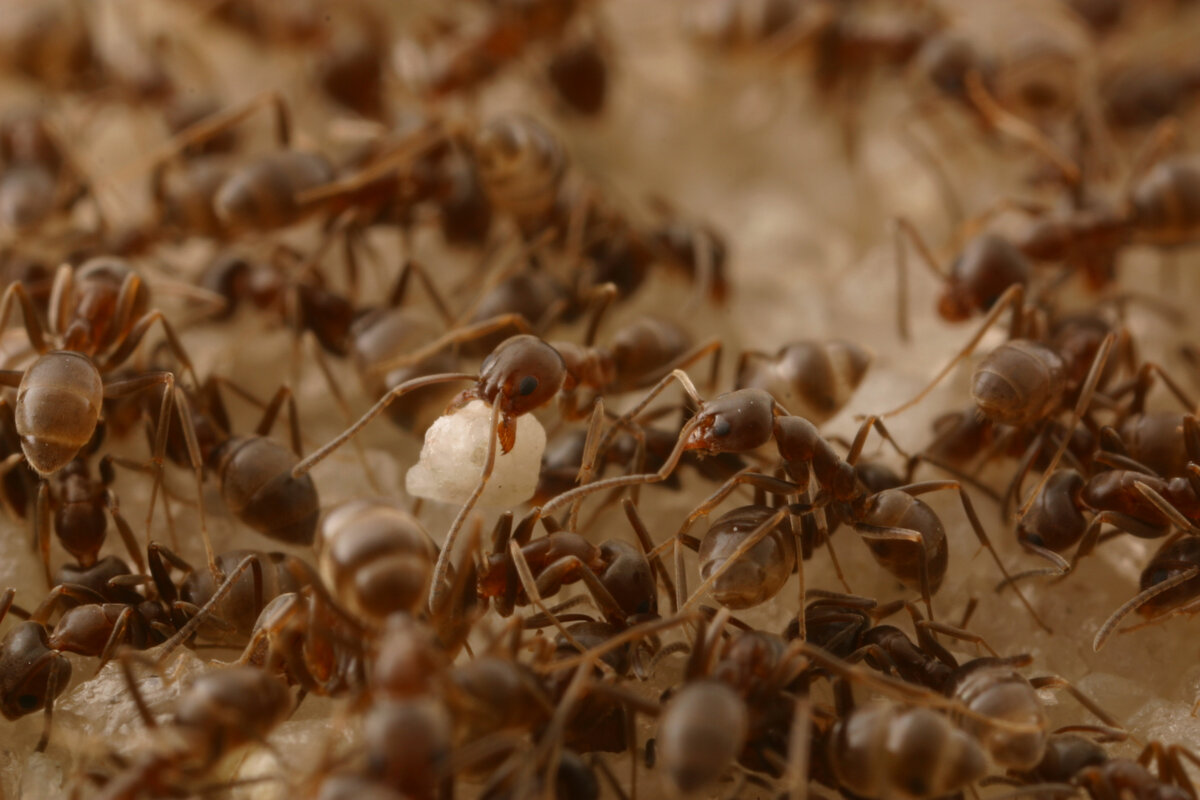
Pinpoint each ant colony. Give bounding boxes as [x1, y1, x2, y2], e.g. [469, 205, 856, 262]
[6, 0, 1200, 798]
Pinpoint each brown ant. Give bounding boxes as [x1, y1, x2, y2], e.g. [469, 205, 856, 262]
[1093, 533, 1200, 651]
[91, 663, 294, 800]
[417, 0, 586, 100]
[883, 284, 1120, 522]
[479, 503, 661, 629]
[294, 328, 708, 613]
[156, 376, 320, 550]
[551, 377, 1046, 628]
[0, 108, 104, 236]
[149, 92, 441, 241]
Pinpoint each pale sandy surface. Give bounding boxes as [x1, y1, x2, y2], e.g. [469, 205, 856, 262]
[4, 1, 1200, 798]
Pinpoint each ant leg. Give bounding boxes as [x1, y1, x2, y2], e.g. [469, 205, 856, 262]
[846, 415, 910, 465]
[109, 270, 147, 348]
[639, 338, 723, 394]
[95, 607, 135, 674]
[428, 402, 502, 613]
[506, 539, 594, 661]
[1093, 566, 1200, 652]
[1017, 332, 1117, 519]
[295, 125, 447, 210]
[34, 657, 68, 753]
[534, 555, 626, 622]
[914, 620, 999, 659]
[568, 398, 608, 531]
[34, 481, 50, 588]
[292, 372, 478, 477]
[0, 451, 24, 521]
[1028, 675, 1123, 729]
[117, 648, 165, 729]
[854, 522, 934, 620]
[582, 282, 618, 347]
[100, 310, 198, 386]
[1132, 481, 1200, 534]
[591, 369, 707, 462]
[623, 499, 678, 614]
[548, 613, 701, 675]
[893, 116, 964, 232]
[680, 508, 790, 612]
[541, 401, 712, 517]
[0, 280, 48, 354]
[1130, 361, 1198, 414]
[30, 583, 107, 624]
[964, 71, 1079, 184]
[675, 469, 801, 541]
[102, 486, 147, 574]
[370, 313, 536, 375]
[46, 263, 74, 340]
[154, 554, 262, 664]
[147, 380, 218, 581]
[787, 690, 816, 800]
[385, 258, 456, 327]
[901, 479, 1052, 633]
[674, 537, 687, 617]
[1126, 118, 1180, 189]
[1000, 428, 1048, 521]
[892, 217, 948, 342]
[1070, 511, 1165, 572]
[153, 91, 290, 165]
[882, 283, 1026, 417]
[302, 339, 378, 493]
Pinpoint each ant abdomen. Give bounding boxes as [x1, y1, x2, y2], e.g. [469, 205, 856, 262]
[211, 435, 320, 545]
[951, 662, 1049, 771]
[317, 499, 437, 622]
[736, 340, 872, 424]
[829, 704, 987, 800]
[941, 235, 1031, 322]
[857, 491, 949, 595]
[214, 151, 336, 232]
[1129, 160, 1200, 243]
[1138, 536, 1200, 618]
[971, 341, 1065, 426]
[16, 351, 104, 475]
[698, 505, 796, 609]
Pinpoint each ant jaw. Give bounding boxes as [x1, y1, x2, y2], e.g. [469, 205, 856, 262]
[497, 415, 517, 454]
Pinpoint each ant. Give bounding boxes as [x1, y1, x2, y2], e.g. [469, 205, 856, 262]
[1012, 731, 1200, 800]
[882, 284, 1120, 521]
[153, 376, 320, 552]
[149, 92, 441, 241]
[90, 663, 294, 800]
[294, 326, 716, 614]
[0, 108, 104, 236]
[479, 503, 662, 631]
[418, 0, 587, 100]
[1093, 533, 1200, 651]
[898, 135, 1200, 332]
[549, 376, 1047, 629]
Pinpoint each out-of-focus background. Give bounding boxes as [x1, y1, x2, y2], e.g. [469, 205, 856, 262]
[3, 0, 1200, 796]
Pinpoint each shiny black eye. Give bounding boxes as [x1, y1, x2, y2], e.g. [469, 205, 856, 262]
[518, 376, 539, 396]
[16, 694, 38, 711]
[713, 417, 732, 437]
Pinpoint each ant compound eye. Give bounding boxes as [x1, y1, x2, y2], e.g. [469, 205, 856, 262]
[518, 376, 539, 397]
[16, 694, 38, 711]
[713, 416, 732, 437]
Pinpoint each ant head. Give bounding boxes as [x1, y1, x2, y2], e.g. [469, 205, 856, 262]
[477, 335, 566, 418]
[685, 389, 776, 455]
[0, 623, 69, 719]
